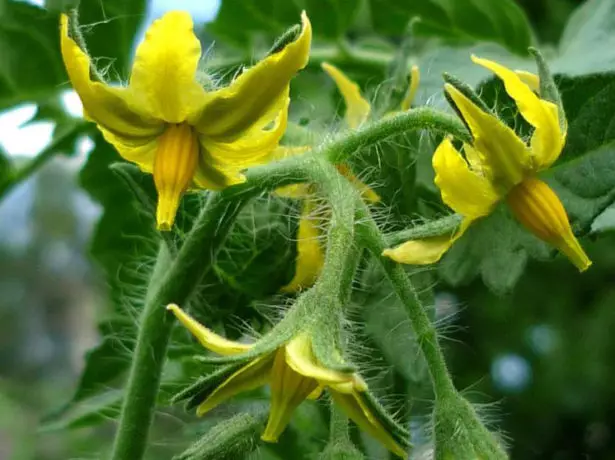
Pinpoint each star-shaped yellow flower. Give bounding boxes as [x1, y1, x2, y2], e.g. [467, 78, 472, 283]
[280, 63, 419, 292]
[167, 304, 409, 458]
[383, 56, 591, 271]
[61, 11, 311, 230]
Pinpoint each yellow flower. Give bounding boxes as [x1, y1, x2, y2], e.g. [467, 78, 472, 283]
[383, 56, 591, 271]
[61, 11, 312, 230]
[280, 63, 419, 291]
[167, 304, 409, 458]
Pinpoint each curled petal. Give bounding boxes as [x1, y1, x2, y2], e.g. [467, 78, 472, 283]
[507, 177, 591, 271]
[445, 83, 532, 188]
[285, 334, 354, 385]
[321, 62, 371, 129]
[382, 218, 473, 265]
[60, 15, 163, 139]
[515, 70, 540, 92]
[433, 138, 500, 219]
[281, 201, 325, 292]
[98, 126, 158, 173]
[196, 354, 274, 416]
[167, 304, 253, 355]
[196, 12, 311, 139]
[400, 65, 420, 111]
[330, 390, 408, 458]
[129, 11, 207, 123]
[261, 350, 319, 442]
[472, 56, 564, 170]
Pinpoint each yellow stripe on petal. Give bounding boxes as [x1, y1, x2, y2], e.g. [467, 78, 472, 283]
[506, 177, 591, 271]
[321, 62, 371, 129]
[130, 11, 207, 123]
[445, 83, 532, 188]
[472, 56, 564, 170]
[330, 391, 407, 458]
[281, 201, 325, 292]
[197, 12, 311, 139]
[400, 65, 420, 111]
[382, 218, 473, 265]
[196, 354, 274, 416]
[433, 138, 500, 219]
[284, 334, 354, 385]
[166, 304, 253, 355]
[60, 15, 163, 139]
[261, 349, 318, 442]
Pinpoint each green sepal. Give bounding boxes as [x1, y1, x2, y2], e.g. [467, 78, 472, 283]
[529, 47, 567, 133]
[360, 391, 412, 448]
[385, 214, 462, 247]
[268, 24, 301, 56]
[173, 412, 267, 460]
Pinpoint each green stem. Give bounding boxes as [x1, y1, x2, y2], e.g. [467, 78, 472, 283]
[329, 404, 351, 443]
[355, 202, 456, 399]
[321, 108, 470, 164]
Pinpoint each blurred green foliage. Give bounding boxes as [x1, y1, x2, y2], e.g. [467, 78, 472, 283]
[2, 0, 615, 459]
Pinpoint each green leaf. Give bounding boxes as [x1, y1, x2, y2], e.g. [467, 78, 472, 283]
[438, 73, 615, 294]
[41, 390, 123, 431]
[553, 0, 615, 75]
[368, 0, 532, 54]
[0, 3, 66, 108]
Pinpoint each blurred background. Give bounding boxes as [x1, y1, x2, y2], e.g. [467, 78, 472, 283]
[2, 0, 615, 459]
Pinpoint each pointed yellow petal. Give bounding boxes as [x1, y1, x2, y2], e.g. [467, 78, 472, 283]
[472, 56, 564, 170]
[167, 304, 253, 355]
[321, 62, 371, 129]
[281, 201, 325, 292]
[152, 124, 199, 230]
[330, 390, 407, 458]
[382, 218, 473, 265]
[445, 83, 531, 188]
[336, 164, 380, 203]
[200, 98, 289, 172]
[196, 12, 311, 139]
[261, 349, 319, 442]
[129, 11, 207, 123]
[60, 15, 163, 139]
[400, 65, 420, 111]
[515, 70, 540, 92]
[433, 138, 500, 218]
[196, 354, 274, 416]
[506, 177, 591, 271]
[97, 127, 159, 173]
[284, 334, 354, 385]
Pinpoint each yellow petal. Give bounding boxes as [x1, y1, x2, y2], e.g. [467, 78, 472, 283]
[330, 391, 407, 458]
[472, 56, 564, 170]
[196, 12, 311, 139]
[261, 349, 319, 442]
[60, 15, 163, 138]
[433, 138, 500, 218]
[153, 124, 200, 230]
[321, 62, 371, 129]
[515, 70, 540, 92]
[445, 83, 532, 188]
[97, 126, 159, 173]
[166, 304, 253, 355]
[336, 164, 380, 203]
[196, 354, 274, 416]
[382, 218, 473, 265]
[284, 333, 355, 385]
[506, 177, 591, 271]
[200, 98, 289, 172]
[400, 65, 420, 111]
[281, 201, 325, 292]
[129, 11, 207, 123]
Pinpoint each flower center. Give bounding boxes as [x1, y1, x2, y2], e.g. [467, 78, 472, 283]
[153, 123, 199, 231]
[506, 177, 591, 271]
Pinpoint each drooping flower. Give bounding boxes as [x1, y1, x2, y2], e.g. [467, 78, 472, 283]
[167, 304, 410, 458]
[61, 11, 311, 230]
[280, 63, 420, 291]
[383, 56, 591, 271]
